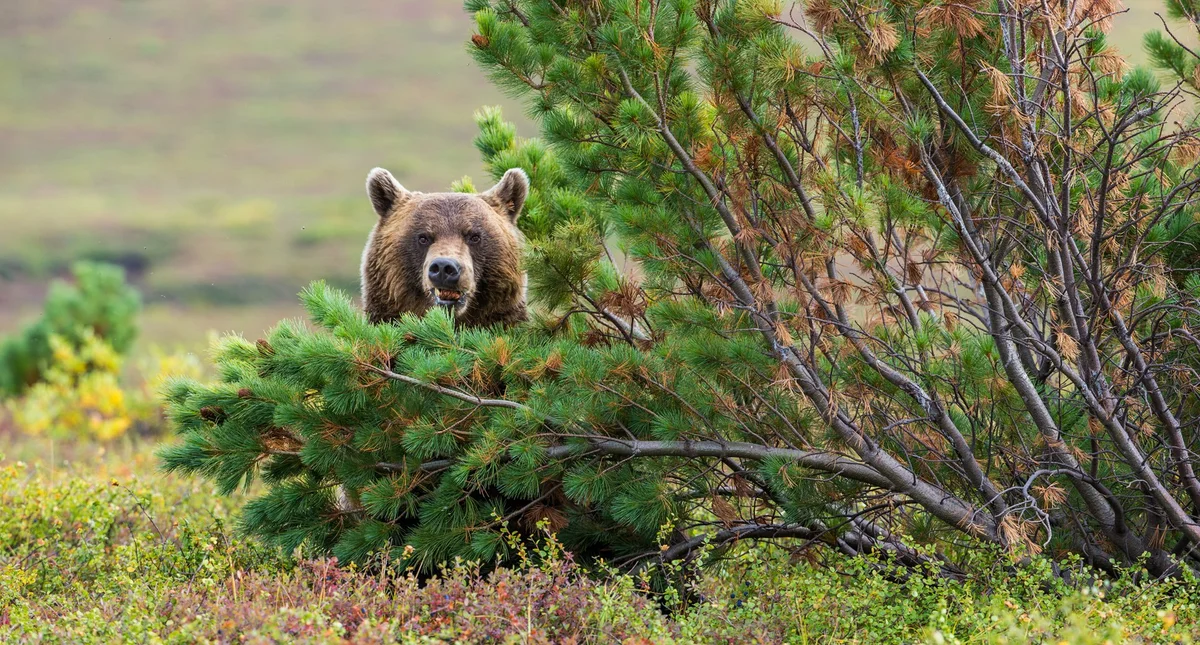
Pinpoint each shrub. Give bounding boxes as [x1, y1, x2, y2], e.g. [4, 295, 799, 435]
[163, 0, 1200, 585]
[4, 332, 203, 441]
[6, 330, 131, 440]
[0, 261, 139, 397]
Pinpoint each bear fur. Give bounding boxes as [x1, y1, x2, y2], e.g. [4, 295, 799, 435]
[360, 167, 529, 328]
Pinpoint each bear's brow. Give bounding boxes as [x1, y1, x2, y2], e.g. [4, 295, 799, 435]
[422, 195, 489, 226]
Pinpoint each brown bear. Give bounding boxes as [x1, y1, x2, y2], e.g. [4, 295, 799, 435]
[360, 167, 529, 328]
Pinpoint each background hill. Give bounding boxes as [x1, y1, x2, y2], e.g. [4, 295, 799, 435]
[0, 0, 1169, 351]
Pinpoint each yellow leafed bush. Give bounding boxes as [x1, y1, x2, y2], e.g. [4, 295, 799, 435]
[7, 330, 130, 440]
[5, 329, 203, 441]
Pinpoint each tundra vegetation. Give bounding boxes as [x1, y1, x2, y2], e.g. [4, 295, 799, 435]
[4, 0, 1200, 641]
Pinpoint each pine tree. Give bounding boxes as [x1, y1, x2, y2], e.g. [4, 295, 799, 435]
[164, 0, 1200, 578]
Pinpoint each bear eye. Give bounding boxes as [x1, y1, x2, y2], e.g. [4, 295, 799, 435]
[466, 232, 482, 245]
[416, 234, 432, 246]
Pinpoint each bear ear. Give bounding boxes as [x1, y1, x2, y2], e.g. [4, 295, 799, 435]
[366, 167, 410, 217]
[480, 168, 529, 223]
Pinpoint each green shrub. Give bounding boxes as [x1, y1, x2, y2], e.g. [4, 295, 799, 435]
[0, 261, 140, 397]
[162, 0, 1200, 584]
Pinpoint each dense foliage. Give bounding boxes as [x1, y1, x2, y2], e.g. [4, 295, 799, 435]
[163, 0, 1200, 582]
[0, 262, 139, 397]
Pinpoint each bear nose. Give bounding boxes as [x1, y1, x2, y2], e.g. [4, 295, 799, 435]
[427, 258, 461, 289]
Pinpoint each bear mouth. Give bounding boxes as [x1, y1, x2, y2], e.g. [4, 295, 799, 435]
[432, 289, 465, 307]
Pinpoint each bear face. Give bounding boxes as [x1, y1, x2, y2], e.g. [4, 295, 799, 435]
[360, 167, 529, 328]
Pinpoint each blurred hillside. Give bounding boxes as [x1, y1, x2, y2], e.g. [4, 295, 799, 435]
[0, 0, 1175, 350]
[0, 0, 530, 348]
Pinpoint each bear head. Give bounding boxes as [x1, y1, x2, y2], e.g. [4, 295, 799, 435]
[360, 167, 529, 328]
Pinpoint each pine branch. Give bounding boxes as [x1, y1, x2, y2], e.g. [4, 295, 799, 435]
[378, 438, 893, 488]
[359, 362, 543, 417]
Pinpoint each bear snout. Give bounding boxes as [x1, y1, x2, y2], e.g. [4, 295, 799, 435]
[427, 257, 462, 290]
